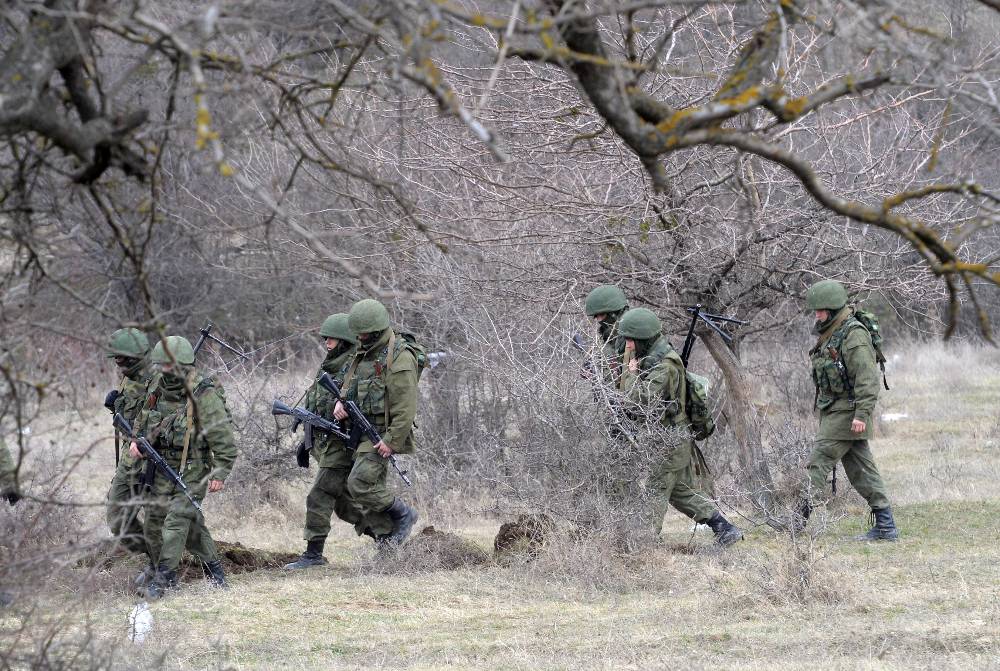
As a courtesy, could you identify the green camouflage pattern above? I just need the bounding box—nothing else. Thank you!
[135,370,236,571]
[585,284,627,316]
[811,308,880,439]
[617,308,661,340]
[319,313,357,344]
[618,335,716,523]
[342,329,418,455]
[348,299,390,334]
[151,335,195,365]
[106,328,150,358]
[304,344,356,467]
[806,279,848,311]
[807,306,891,510]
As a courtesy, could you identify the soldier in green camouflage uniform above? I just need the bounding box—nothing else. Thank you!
[583,285,629,386]
[103,328,157,562]
[798,280,898,541]
[285,314,394,569]
[617,308,742,546]
[0,437,20,505]
[332,299,419,547]
[131,336,238,598]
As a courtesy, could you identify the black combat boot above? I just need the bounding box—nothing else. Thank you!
[857,507,899,541]
[283,537,328,569]
[706,511,743,547]
[385,498,418,546]
[133,563,157,593]
[144,564,177,600]
[203,560,229,589]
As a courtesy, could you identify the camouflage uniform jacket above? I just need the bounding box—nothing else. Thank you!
[114,361,158,469]
[136,370,237,484]
[810,306,880,441]
[303,345,356,467]
[341,329,418,455]
[618,335,693,472]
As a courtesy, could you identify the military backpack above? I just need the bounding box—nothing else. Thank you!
[684,371,715,441]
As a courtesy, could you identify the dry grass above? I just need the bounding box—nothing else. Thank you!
[3,341,1000,669]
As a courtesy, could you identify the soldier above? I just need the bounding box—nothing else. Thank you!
[798,280,898,541]
[103,328,157,568]
[285,314,394,569]
[617,308,742,546]
[131,336,238,598]
[1,437,20,505]
[332,299,419,547]
[583,284,630,385]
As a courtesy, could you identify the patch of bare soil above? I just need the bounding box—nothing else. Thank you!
[494,513,555,564]
[381,526,492,572]
[176,541,299,582]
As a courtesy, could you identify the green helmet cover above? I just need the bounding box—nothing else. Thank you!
[806,280,848,311]
[151,335,196,365]
[106,328,150,359]
[618,308,662,340]
[585,285,628,316]
[319,313,357,344]
[348,299,390,334]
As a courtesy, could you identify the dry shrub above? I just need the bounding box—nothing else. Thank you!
[361,527,491,574]
[714,539,857,611]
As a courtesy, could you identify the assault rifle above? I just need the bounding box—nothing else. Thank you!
[112,413,203,514]
[680,304,747,367]
[317,373,412,486]
[270,400,349,468]
[570,333,594,376]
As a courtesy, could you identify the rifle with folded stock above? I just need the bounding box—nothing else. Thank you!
[270,399,350,468]
[112,413,203,514]
[317,373,412,486]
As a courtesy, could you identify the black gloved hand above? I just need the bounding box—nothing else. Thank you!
[3,490,21,506]
[295,442,310,468]
[104,389,121,411]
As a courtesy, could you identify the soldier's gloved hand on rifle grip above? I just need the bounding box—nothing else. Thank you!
[129,440,142,460]
[104,389,121,411]
[296,441,310,468]
[333,401,348,421]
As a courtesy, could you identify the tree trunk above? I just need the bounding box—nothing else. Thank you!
[699,329,775,513]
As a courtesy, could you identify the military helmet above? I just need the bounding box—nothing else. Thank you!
[806,280,848,311]
[348,299,390,334]
[618,308,661,340]
[585,285,628,316]
[151,335,196,365]
[106,328,150,359]
[319,313,357,344]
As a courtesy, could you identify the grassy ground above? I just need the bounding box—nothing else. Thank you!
[4,342,1000,670]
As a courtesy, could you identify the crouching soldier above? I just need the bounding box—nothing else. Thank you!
[616,308,742,546]
[285,314,394,569]
[333,299,419,547]
[132,336,237,598]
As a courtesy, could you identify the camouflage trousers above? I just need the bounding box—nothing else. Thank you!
[105,454,147,557]
[807,438,891,510]
[346,450,397,520]
[146,462,219,571]
[304,466,394,541]
[648,457,718,530]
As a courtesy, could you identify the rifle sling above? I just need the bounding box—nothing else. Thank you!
[179,397,194,474]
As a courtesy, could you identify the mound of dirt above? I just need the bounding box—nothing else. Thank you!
[176,541,299,582]
[494,514,555,563]
[392,526,491,571]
